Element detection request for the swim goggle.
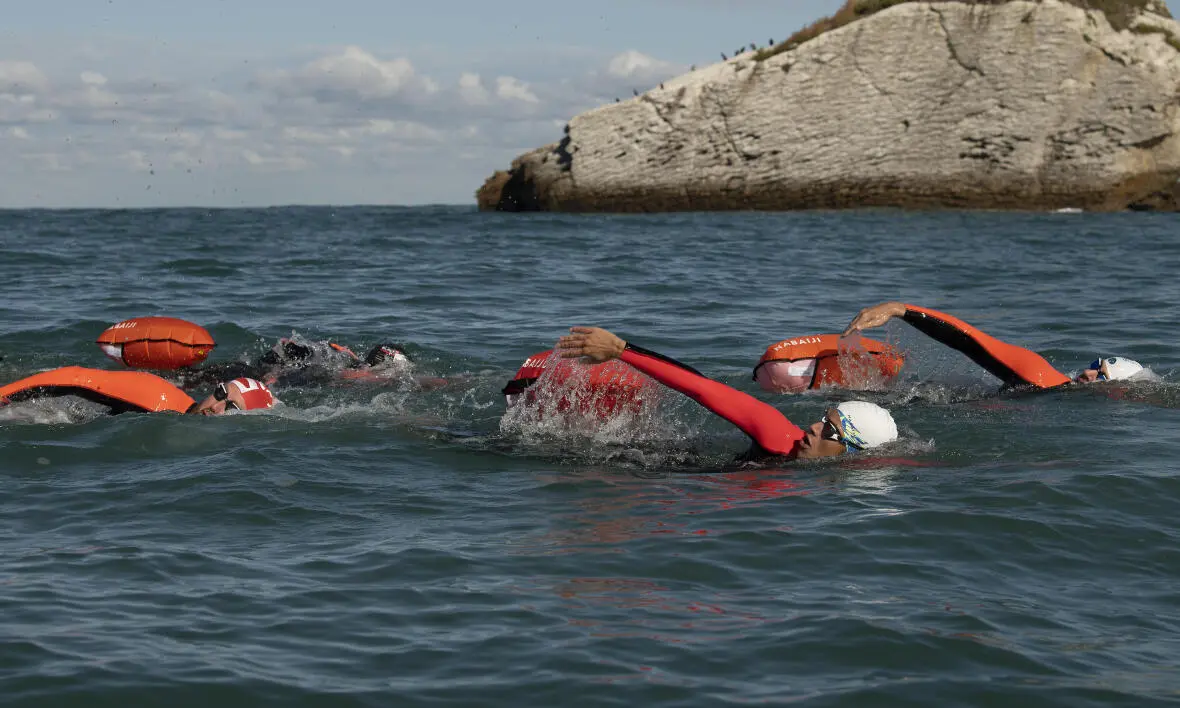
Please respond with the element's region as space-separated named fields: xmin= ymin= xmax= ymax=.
xmin=213 ymin=382 xmax=241 ymax=411
xmin=818 ymin=415 xmax=864 ymax=453
xmin=1088 ymin=358 xmax=1114 ymax=381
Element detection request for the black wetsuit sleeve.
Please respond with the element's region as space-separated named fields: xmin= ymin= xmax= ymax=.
xmin=176 ymin=361 xmax=263 ymax=389
xmin=902 ymin=305 xmax=1071 ymax=389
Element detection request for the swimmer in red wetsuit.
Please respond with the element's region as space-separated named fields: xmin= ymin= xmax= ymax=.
xmin=842 ymin=302 xmax=1147 ymax=388
xmin=0 ymin=367 xmax=276 ymax=416
xmin=556 ymin=327 xmax=900 ymax=461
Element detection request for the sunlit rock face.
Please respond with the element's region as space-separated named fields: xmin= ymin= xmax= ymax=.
xmin=477 ymin=0 xmax=1180 ymax=212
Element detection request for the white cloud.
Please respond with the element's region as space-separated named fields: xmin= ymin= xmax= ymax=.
xmin=458 ymin=72 xmax=490 ymax=105
xmin=242 ymin=148 xmax=308 ymax=171
xmin=23 ymin=151 xmax=72 ymax=172
xmin=264 ymin=46 xmax=438 ymax=103
xmin=607 ymin=50 xmax=680 ymax=80
xmin=280 ymin=125 xmax=342 ymax=144
xmin=361 ymin=119 xmax=442 ymax=141
xmin=0 ymin=42 xmax=690 ymax=206
xmin=68 ymin=84 xmax=119 ymax=110
xmin=0 ymin=94 xmax=55 ymax=125
xmin=213 ymin=127 xmax=248 ymax=142
xmin=0 ymin=60 xmax=49 ymax=95
xmin=495 ymin=76 xmax=539 ymax=104
xmin=540 ymin=50 xmax=687 ymax=117
xmin=120 ymin=149 xmax=152 ymax=171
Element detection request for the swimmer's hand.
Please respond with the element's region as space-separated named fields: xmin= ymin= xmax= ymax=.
xmin=557 ymin=327 xmax=626 ymax=363
xmin=843 ymin=301 xmax=906 ymax=335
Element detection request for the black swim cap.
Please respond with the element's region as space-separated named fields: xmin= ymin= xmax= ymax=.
xmin=260 ymin=339 xmax=314 ymax=367
xmin=364 ymin=343 xmax=410 ymax=366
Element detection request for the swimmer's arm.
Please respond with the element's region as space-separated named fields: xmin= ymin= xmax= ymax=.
xmin=843 ymin=302 xmax=908 ymax=333
xmin=414 ymin=376 xmax=452 ymax=391
xmin=845 ymin=302 xmax=1070 ymax=388
xmin=558 ymin=327 xmax=804 ymax=455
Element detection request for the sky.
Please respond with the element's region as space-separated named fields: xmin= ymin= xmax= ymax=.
xmin=1 ymin=0 xmax=844 ymax=207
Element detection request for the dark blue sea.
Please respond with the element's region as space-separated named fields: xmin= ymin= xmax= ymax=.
xmin=1 ymin=206 xmax=1178 ymax=707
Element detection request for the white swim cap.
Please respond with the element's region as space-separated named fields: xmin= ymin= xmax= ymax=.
xmin=1091 ymin=356 xmax=1144 ymax=381
xmin=835 ymin=401 xmax=898 ymax=450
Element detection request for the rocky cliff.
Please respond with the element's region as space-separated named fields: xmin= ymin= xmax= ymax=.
xmin=477 ymin=0 xmax=1180 ymax=212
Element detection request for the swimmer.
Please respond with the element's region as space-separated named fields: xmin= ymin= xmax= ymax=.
xmin=361 ymin=343 xmax=411 ymax=368
xmin=176 ymin=338 xmax=412 ymax=389
xmin=0 ymin=366 xmax=275 ymax=416
xmin=843 ymin=301 xmax=1146 ymax=389
xmin=187 ymin=376 xmax=277 ymax=415
xmin=555 ymin=327 xmax=899 ymax=461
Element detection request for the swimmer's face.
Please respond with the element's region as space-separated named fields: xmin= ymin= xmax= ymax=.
xmin=1075 ymin=358 xmax=1111 ymax=384
xmin=191 ymin=382 xmax=246 ymax=416
xmin=797 ymin=408 xmax=849 ymax=459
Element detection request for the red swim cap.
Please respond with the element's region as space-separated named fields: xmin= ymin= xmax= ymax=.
xmin=229 ymin=377 xmax=276 ymax=410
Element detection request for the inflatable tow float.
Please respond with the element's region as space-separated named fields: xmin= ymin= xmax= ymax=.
xmin=503 ymin=349 xmax=654 ymax=418
xmin=0 ymin=366 xmax=195 ymax=413
xmin=753 ymin=334 xmax=904 ymax=393
xmin=97 ymin=317 xmax=215 ymax=370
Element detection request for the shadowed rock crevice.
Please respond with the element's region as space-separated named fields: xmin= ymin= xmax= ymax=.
xmin=555 ymin=135 xmax=574 ymax=172
xmin=931 ymin=5 xmax=986 ymax=75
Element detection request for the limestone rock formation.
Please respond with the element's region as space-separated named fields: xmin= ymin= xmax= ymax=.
xmin=476 ymin=0 xmax=1180 ymax=212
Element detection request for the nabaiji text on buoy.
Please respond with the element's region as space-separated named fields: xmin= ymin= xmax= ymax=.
xmin=753 ymin=333 xmax=904 ymax=393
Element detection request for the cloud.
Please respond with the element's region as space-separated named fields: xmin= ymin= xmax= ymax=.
xmin=541 ymin=50 xmax=688 ymax=115
xmin=0 ymin=60 xmax=55 ymax=125
xmin=241 ymin=148 xmax=308 ymax=171
xmin=262 ymin=46 xmax=439 ymax=104
xmin=0 ymin=95 xmax=54 ymax=125
xmin=458 ymin=72 xmax=490 ymax=105
xmin=0 ymin=43 xmax=690 ymax=206
xmin=0 ymin=60 xmax=49 ymax=95
xmin=607 ymin=50 xmax=682 ymax=80
xmin=495 ymin=76 xmax=539 ymax=104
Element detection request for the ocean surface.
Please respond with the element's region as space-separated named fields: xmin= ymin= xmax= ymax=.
xmin=0 ymin=206 xmax=1178 ymax=707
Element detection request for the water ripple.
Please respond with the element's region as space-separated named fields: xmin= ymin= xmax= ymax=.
xmin=2 ymin=207 xmax=1180 ymax=705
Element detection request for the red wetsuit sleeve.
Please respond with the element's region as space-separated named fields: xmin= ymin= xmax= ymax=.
xmin=620 ymin=344 xmax=805 ymax=456
xmin=902 ymin=305 xmax=1071 ymax=389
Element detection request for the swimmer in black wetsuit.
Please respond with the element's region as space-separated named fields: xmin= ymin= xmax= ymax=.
xmin=556 ymin=326 xmax=901 ymax=462
xmin=174 ymin=339 xmax=412 ymax=390
xmin=843 ymin=302 xmax=1147 ymax=389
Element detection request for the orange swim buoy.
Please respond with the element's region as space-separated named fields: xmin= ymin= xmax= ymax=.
xmin=97 ymin=317 xmax=215 ymax=370
xmin=0 ymin=366 xmax=195 ymax=413
xmin=753 ymin=334 xmax=904 ymax=393
xmin=503 ymin=349 xmax=654 ymax=418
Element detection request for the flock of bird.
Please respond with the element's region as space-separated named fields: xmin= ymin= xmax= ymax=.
xmin=612 ymin=39 xmax=778 ymax=103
